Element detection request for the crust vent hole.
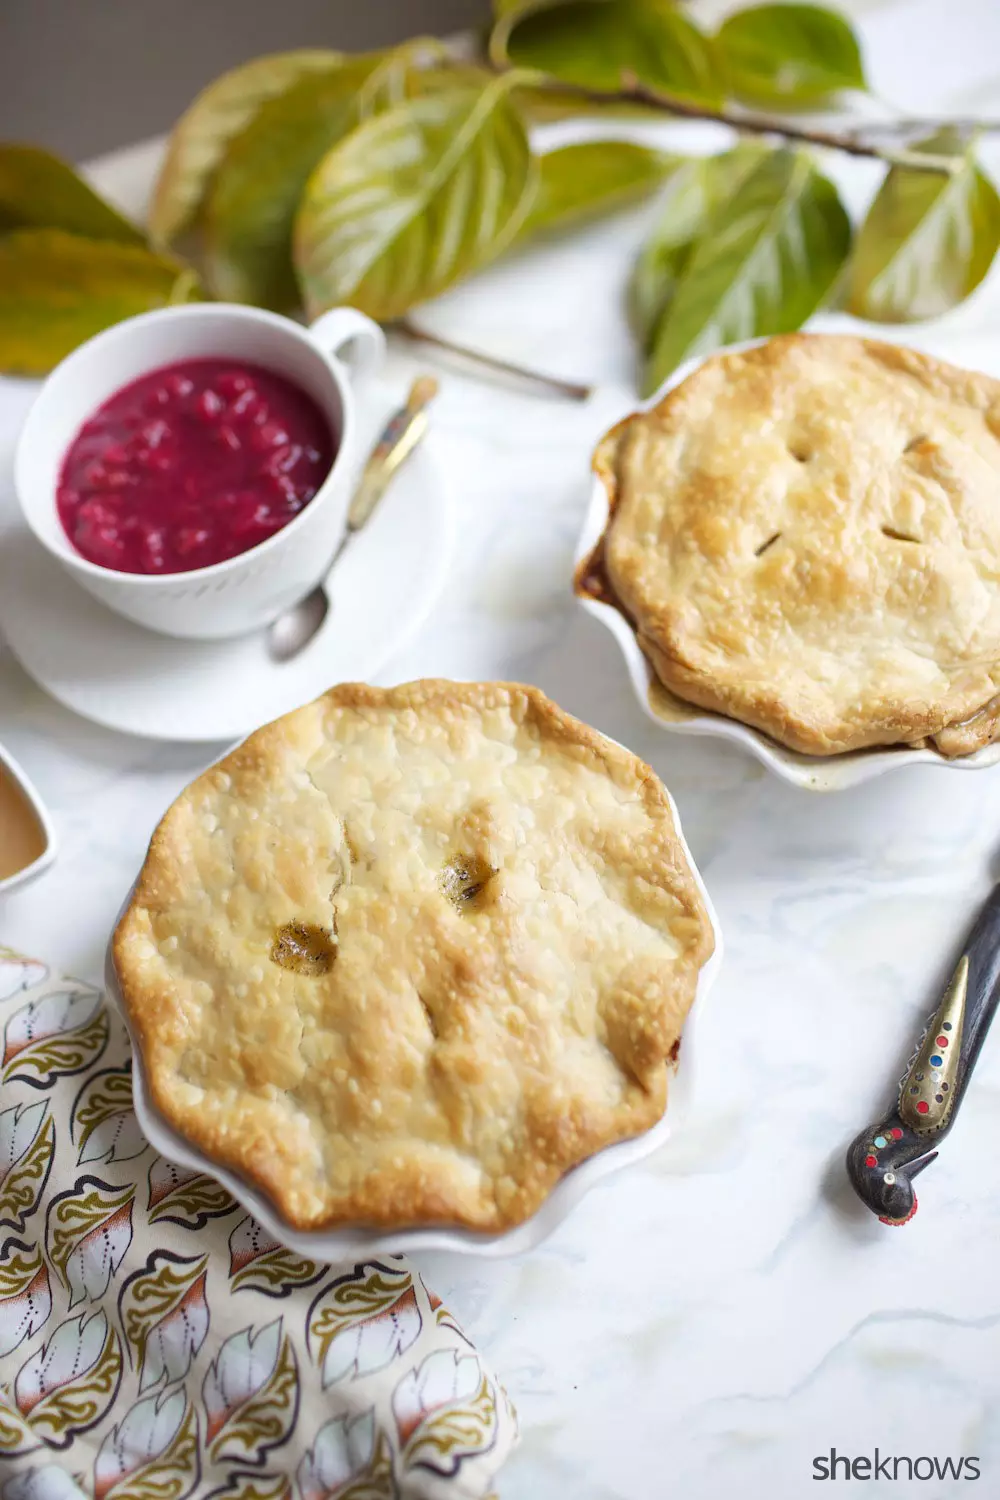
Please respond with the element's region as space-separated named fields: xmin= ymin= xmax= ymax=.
xmin=271 ymin=920 xmax=337 ymax=975
xmin=419 ymin=996 xmax=439 ymax=1039
xmin=341 ymin=821 xmax=360 ymax=867
xmin=754 ymin=531 xmax=783 ymax=558
xmin=881 ymin=525 xmax=922 ymax=544
xmin=442 ymin=853 xmax=496 ymax=911
xmin=789 ymin=444 xmax=811 ymax=463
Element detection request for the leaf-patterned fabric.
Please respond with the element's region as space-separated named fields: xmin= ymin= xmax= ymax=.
xmin=0 ymin=949 xmax=517 ymax=1499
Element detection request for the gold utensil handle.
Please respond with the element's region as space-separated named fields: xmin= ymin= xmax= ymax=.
xmin=347 ymin=375 xmax=439 ymax=532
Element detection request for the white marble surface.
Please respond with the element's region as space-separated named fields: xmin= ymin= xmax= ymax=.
xmin=4 ymin=3 xmax=1000 ymax=1494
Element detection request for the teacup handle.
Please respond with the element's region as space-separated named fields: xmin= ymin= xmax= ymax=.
xmin=308 ymin=307 xmax=386 ymax=376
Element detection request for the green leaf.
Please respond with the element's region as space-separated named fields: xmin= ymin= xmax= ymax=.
xmin=628 ymin=142 xmax=769 ymax=350
xmin=204 ymin=50 xmax=410 ymax=310
xmin=0 ymin=145 xmax=143 ymax=243
xmin=716 ymin=4 xmax=865 ymax=106
xmin=492 ymin=0 xmax=721 ymax=105
xmin=642 ymin=148 xmax=851 ymax=394
xmin=294 ymin=77 xmax=537 ymax=321
xmin=148 ymin=49 xmax=344 ymax=246
xmin=846 ymin=131 xmax=1000 ymax=322
xmin=407 ymin=60 xmax=496 ymax=95
xmin=0 ymin=230 xmax=198 ymax=375
xmin=523 ymin=140 xmax=681 ymax=239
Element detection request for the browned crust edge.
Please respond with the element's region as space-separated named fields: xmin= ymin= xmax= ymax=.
xmin=113 ymin=679 xmax=716 ymax=1232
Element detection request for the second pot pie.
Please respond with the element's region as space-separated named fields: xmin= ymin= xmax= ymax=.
xmin=594 ymin=334 xmax=1000 ymax=756
xmin=113 ymin=680 xmax=714 ymax=1233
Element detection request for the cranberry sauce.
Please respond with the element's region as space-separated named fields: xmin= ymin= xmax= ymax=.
xmin=57 ymin=359 xmax=335 ymax=574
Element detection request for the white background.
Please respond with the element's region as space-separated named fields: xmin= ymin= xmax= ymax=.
xmin=4 ymin=2 xmax=1000 ymax=1495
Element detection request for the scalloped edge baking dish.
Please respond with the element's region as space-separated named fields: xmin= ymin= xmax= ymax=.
xmin=576 ymin=338 xmax=1000 ymax=792
xmin=105 ymin=779 xmax=722 ymax=1261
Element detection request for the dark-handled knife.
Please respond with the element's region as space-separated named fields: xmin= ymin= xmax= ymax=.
xmin=846 ymin=883 xmax=1000 ymax=1225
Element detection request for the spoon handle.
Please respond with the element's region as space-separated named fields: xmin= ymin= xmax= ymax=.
xmin=346 ymin=375 xmax=439 ymax=532
xmin=846 ymin=882 xmax=1000 ymax=1224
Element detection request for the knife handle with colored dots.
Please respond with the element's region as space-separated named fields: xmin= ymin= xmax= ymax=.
xmin=846 ymin=883 xmax=1000 ymax=1225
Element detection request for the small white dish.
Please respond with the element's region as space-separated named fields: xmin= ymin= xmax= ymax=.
xmin=0 ymin=741 xmax=57 ymax=895
xmin=14 ymin=302 xmax=384 ymax=640
xmin=577 ymin=337 xmax=1000 ymax=793
xmin=0 ymin=375 xmax=454 ymax=743
xmin=105 ymin=788 xmax=722 ymax=1260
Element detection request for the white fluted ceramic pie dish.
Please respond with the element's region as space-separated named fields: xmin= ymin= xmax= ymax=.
xmin=576 ymin=336 xmax=1000 ymax=793
xmin=105 ymin=784 xmax=721 ymax=1261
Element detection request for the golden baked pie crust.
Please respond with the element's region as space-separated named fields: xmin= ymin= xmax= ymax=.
xmin=114 ymin=680 xmax=714 ymax=1232
xmin=596 ymin=334 xmax=1000 ymax=757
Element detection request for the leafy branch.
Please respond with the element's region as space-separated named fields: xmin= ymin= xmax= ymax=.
xmin=514 ymin=71 xmax=963 ymax=176
xmin=1 ymin=0 xmax=999 ymax=400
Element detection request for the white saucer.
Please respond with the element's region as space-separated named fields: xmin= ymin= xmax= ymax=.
xmin=0 ymin=377 xmax=454 ymax=743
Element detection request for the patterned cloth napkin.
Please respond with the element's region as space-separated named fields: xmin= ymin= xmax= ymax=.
xmin=0 ymin=948 xmax=517 ymax=1500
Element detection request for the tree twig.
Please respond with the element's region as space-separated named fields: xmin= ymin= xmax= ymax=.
xmin=395 ymin=317 xmax=594 ymax=401
xmin=850 ymin=118 xmax=1000 ymax=139
xmin=513 ymin=70 xmax=963 ymax=176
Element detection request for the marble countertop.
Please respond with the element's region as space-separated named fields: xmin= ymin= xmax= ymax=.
xmin=4 ymin=3 xmax=1000 ymax=1494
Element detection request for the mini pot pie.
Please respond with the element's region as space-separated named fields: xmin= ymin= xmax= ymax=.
xmin=113 ymin=680 xmax=714 ymax=1233
xmin=591 ymin=334 xmax=1000 ymax=757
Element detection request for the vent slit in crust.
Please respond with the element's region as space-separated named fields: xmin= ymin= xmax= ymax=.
xmin=271 ymin=921 xmax=336 ymax=975
xmin=881 ymin=526 xmax=922 ymax=544
xmin=419 ymin=995 xmax=439 ymax=1039
xmin=441 ymin=852 xmax=495 ymax=911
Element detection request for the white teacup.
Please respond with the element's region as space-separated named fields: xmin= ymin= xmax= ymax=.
xmin=14 ymin=303 xmax=386 ymax=640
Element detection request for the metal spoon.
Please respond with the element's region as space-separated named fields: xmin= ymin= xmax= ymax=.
xmin=267 ymin=374 xmax=439 ymax=663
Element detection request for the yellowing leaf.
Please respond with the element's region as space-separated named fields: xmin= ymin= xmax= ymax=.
xmin=294 ymin=77 xmax=537 ymax=321
xmin=204 ymin=51 xmax=410 ymax=310
xmin=629 ymin=143 xmax=769 ymax=350
xmin=148 ymin=49 xmax=344 ymax=245
xmin=0 ymin=231 xmax=198 ymax=376
xmin=643 ymin=149 xmax=850 ymax=394
xmin=0 ymin=145 xmax=143 ymax=242
xmin=717 ymin=4 xmax=865 ymax=106
xmin=846 ymin=131 xmax=1000 ymax=322
xmin=492 ymin=0 xmax=721 ymax=104
xmin=523 ymin=140 xmax=681 ymax=239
